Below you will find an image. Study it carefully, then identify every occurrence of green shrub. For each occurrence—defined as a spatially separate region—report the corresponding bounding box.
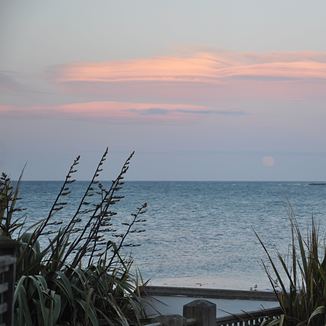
[0,149,147,325]
[257,209,326,326]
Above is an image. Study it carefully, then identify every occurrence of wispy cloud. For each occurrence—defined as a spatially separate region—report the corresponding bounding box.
[136,108,246,116]
[60,101,206,118]
[59,101,247,120]
[174,109,246,116]
[0,72,25,92]
[0,101,246,121]
[0,104,11,113]
[52,53,221,83]
[46,51,326,108]
[3,50,326,122]
[52,51,326,84]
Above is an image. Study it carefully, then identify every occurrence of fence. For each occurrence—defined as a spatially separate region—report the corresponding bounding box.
[0,243,282,326]
[144,299,217,326]
[141,285,281,326]
[143,300,282,326]
[216,307,282,326]
[0,237,17,326]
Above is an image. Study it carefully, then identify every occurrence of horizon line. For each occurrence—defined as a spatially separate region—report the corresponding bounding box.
[14,179,326,183]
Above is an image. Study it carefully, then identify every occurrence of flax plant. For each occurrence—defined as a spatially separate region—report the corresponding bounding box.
[0,149,147,326]
[257,208,326,326]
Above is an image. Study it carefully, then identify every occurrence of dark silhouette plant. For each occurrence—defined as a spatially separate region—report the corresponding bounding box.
[257,208,326,326]
[0,149,147,326]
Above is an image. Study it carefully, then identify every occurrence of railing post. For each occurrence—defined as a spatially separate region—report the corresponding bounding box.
[153,314,187,325]
[0,236,18,326]
[183,300,216,326]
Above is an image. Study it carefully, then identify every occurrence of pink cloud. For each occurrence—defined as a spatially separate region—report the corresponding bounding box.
[1,101,230,121]
[54,53,223,83]
[4,51,326,122]
[0,104,11,113]
[48,51,326,106]
[53,51,326,84]
[60,101,208,120]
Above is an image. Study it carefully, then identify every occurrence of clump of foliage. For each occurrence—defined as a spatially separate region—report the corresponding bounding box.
[0,149,147,326]
[257,209,326,326]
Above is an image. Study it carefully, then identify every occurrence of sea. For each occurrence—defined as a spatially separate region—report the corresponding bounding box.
[15,181,326,291]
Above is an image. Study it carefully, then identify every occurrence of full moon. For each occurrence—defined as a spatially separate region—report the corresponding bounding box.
[261,156,275,167]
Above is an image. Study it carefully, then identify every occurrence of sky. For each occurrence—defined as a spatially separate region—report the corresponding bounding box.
[1,0,326,181]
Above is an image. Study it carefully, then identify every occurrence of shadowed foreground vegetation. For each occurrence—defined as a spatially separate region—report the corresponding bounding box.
[258,209,326,326]
[3,149,326,326]
[0,149,147,325]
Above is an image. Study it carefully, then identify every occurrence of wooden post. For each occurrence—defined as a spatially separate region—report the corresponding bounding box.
[0,236,18,326]
[153,314,187,326]
[183,300,216,326]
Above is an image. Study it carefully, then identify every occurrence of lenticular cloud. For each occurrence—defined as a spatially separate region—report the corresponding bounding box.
[53,51,326,84]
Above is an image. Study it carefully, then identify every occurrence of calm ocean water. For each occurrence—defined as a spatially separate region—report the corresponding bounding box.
[16,181,326,290]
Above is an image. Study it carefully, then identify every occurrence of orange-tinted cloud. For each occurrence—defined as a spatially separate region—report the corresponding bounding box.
[4,51,326,122]
[54,51,326,84]
[54,53,222,83]
[0,100,246,121]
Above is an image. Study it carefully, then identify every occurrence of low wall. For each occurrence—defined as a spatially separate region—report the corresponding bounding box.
[141,286,279,318]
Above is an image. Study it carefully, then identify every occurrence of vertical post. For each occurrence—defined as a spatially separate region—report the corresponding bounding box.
[183,300,216,326]
[0,237,17,326]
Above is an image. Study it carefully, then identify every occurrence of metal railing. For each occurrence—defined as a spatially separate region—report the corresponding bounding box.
[141,286,281,326]
[216,307,283,326]
[144,317,197,326]
[143,305,282,326]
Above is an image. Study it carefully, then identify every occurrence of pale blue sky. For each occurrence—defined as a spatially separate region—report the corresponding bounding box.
[1,0,326,180]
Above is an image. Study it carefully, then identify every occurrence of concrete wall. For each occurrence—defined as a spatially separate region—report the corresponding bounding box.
[141,286,279,318]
